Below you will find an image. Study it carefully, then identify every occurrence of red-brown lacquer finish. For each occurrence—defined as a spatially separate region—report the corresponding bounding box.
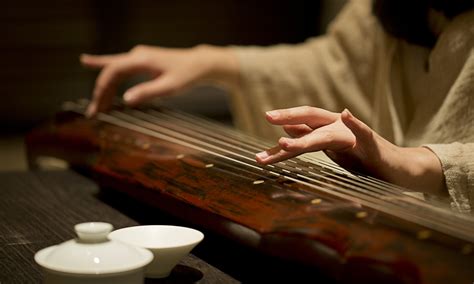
[25,111,474,284]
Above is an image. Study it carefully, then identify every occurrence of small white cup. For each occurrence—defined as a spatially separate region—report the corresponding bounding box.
[108,225,204,278]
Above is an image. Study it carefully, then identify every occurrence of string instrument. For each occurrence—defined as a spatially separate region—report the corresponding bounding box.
[26,99,474,284]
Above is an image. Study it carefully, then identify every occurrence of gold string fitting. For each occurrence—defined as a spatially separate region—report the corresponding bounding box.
[205,163,214,168]
[176,154,185,159]
[356,211,368,219]
[253,180,265,185]
[417,230,431,240]
[311,198,322,205]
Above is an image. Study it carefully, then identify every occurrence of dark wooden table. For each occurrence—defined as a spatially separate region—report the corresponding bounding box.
[0,170,238,284]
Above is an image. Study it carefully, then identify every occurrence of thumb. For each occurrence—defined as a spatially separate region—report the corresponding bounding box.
[123,76,178,106]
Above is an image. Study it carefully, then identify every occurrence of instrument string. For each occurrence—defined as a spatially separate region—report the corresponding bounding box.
[150,108,470,218]
[138,107,474,231]
[149,110,429,201]
[161,108,425,194]
[161,107,471,217]
[182,152,343,204]
[67,100,414,199]
[115,109,474,239]
[65,101,474,242]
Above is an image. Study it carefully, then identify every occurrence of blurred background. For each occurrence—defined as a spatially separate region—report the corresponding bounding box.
[0,0,346,171]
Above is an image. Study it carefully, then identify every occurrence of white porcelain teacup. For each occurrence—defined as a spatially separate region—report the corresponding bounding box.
[35,222,153,284]
[108,225,204,278]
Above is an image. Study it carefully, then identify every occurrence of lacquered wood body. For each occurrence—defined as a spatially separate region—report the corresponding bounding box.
[26,111,474,284]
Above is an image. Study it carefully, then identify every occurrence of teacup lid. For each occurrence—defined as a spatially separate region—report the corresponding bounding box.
[34,222,153,275]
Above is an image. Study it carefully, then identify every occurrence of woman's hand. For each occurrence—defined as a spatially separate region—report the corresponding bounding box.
[256,106,447,196]
[80,44,239,117]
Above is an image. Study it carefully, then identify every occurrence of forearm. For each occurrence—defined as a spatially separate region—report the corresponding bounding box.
[371,138,447,196]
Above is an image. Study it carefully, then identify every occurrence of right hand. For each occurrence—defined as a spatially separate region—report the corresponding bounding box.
[256,106,446,196]
[80,44,239,117]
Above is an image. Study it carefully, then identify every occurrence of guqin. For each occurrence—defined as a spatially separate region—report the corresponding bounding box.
[26,99,474,283]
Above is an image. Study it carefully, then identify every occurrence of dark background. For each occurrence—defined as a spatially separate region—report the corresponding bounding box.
[1,0,346,133]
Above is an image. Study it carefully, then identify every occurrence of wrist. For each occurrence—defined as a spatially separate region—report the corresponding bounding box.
[408,147,447,196]
[193,44,240,89]
[382,146,447,196]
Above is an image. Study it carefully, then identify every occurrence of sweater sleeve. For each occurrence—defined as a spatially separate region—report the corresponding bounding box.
[425,143,474,213]
[229,0,383,139]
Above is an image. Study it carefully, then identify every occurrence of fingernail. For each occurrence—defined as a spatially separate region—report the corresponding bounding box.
[343,108,353,117]
[80,54,90,60]
[85,104,95,118]
[266,110,279,119]
[123,91,136,102]
[256,151,269,160]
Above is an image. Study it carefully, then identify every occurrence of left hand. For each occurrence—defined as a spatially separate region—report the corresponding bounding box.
[255,106,447,196]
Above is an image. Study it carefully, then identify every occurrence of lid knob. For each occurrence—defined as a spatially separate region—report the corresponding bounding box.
[74,222,113,243]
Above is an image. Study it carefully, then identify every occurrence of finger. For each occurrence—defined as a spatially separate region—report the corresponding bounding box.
[85,101,98,118]
[86,86,117,117]
[279,124,354,152]
[341,109,374,145]
[89,57,150,116]
[255,145,299,165]
[123,76,178,106]
[80,53,127,69]
[283,124,313,138]
[265,106,339,128]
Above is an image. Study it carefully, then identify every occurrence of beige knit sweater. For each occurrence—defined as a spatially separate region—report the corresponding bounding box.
[229,0,474,213]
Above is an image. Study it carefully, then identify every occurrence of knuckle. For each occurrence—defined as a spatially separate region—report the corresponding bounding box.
[106,64,123,78]
[321,131,334,144]
[300,139,311,151]
[287,140,304,152]
[365,128,375,140]
[97,66,119,86]
[134,53,150,65]
[302,105,313,114]
[130,45,159,64]
[278,137,289,149]
[131,44,149,53]
[300,105,318,119]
